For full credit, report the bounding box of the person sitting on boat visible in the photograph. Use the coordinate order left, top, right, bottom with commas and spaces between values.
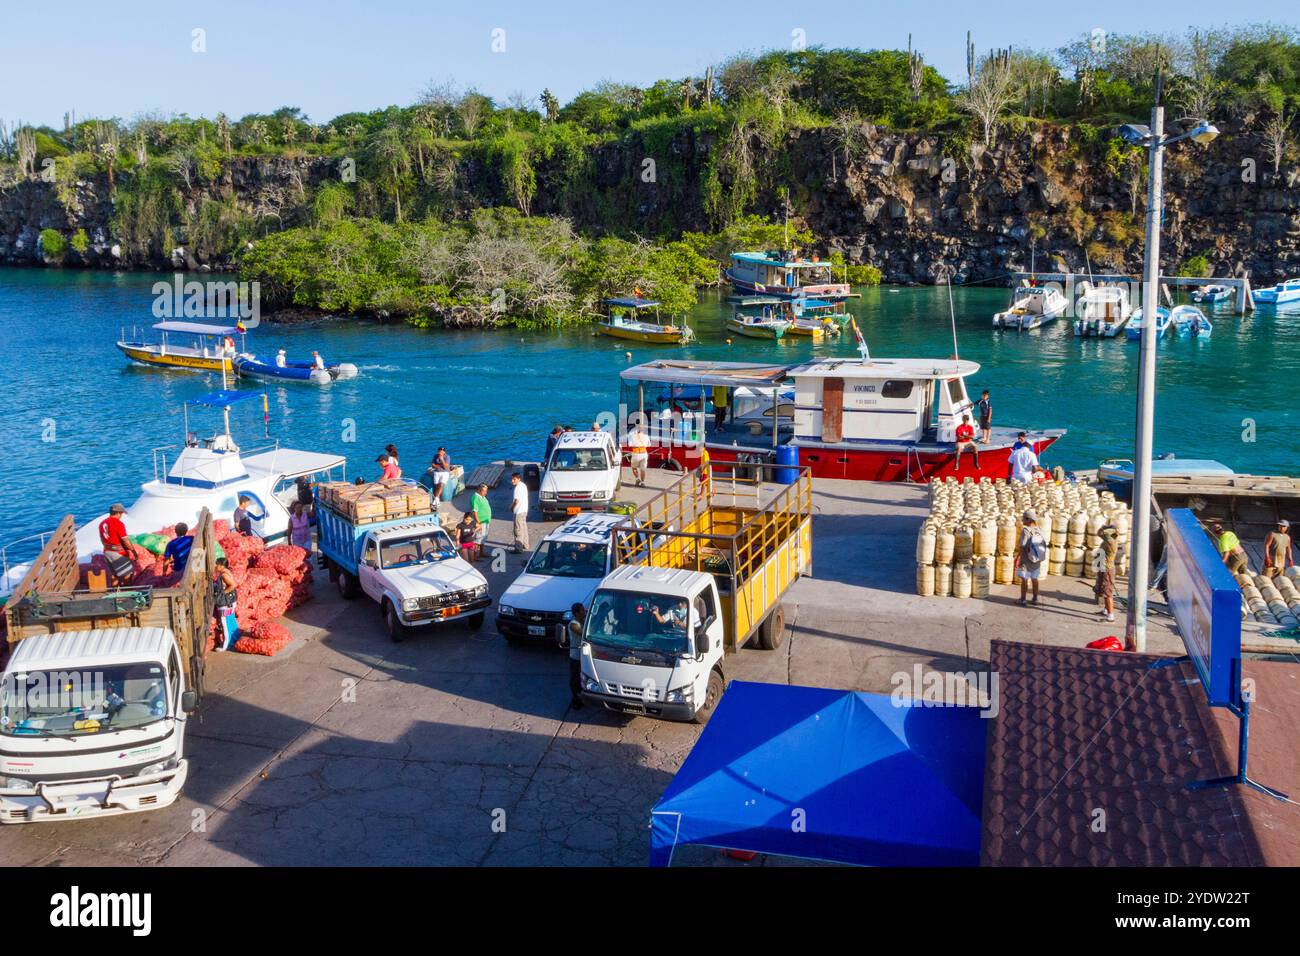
954, 415, 980, 472
275, 349, 287, 368
1264, 519, 1293, 578
222, 336, 236, 357
311, 350, 325, 370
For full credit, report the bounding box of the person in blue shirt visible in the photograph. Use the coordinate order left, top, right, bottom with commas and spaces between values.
162, 523, 194, 577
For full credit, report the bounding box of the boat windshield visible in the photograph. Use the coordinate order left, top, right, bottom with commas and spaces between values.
1, 662, 169, 738
380, 531, 456, 569
548, 448, 610, 471
584, 589, 690, 655
527, 540, 608, 578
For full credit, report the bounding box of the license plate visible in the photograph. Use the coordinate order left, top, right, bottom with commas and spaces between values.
615, 702, 647, 715
441, 605, 461, 618
528, 625, 545, 636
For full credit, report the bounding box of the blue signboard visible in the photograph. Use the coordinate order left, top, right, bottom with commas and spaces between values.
1164, 508, 1242, 709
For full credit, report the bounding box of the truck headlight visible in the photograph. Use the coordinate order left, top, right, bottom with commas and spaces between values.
591, 490, 607, 500
402, 597, 421, 612
666, 686, 693, 704
540, 491, 556, 500
498, 605, 515, 617
3, 777, 34, 791
473, 584, 488, 598
139, 760, 173, 777
583, 675, 601, 691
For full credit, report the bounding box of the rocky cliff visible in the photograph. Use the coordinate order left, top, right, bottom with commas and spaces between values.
3, 122, 1298, 284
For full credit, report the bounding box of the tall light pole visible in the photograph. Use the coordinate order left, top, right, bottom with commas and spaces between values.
1119, 108, 1219, 652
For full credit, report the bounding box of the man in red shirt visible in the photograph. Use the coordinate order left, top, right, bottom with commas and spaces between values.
954, 414, 980, 472
98, 503, 139, 584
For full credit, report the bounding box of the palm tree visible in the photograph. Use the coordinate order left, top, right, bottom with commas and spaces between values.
370, 124, 412, 221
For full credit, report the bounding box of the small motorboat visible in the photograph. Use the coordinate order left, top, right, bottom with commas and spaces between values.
726, 302, 790, 340
1171, 305, 1212, 339
1073, 286, 1134, 337
992, 286, 1069, 330
789, 298, 844, 339
1253, 277, 1300, 307
1190, 284, 1232, 305
117, 321, 243, 372
1125, 307, 1171, 341
596, 297, 694, 345
235, 351, 358, 384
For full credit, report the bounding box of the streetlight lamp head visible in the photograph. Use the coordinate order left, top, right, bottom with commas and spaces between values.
1189, 122, 1220, 145
1119, 124, 1152, 146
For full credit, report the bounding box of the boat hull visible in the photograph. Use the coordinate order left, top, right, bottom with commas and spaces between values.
725, 318, 787, 340
597, 324, 687, 345
638, 432, 1064, 483
117, 343, 232, 372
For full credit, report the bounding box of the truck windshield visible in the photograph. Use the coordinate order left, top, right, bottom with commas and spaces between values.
0, 662, 169, 737
548, 449, 609, 471
380, 532, 455, 569
585, 589, 690, 656
527, 541, 608, 578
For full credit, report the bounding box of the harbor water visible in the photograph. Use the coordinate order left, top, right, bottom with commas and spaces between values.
0, 266, 1295, 544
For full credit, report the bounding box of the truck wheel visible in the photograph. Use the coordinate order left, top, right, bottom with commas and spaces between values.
466, 611, 485, 631
755, 603, 786, 650
384, 601, 408, 643
337, 570, 359, 600
693, 669, 725, 724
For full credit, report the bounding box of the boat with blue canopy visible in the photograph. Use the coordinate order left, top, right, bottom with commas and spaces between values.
117, 321, 245, 372
596, 296, 694, 345
725, 251, 852, 300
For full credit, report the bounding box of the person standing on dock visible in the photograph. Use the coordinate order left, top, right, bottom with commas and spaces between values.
1009, 439, 1040, 484
544, 426, 563, 468
954, 415, 980, 472
977, 390, 992, 444
430, 447, 452, 501
471, 483, 492, 560
1016, 510, 1046, 606
1093, 524, 1119, 623
510, 472, 530, 554
212, 556, 239, 650
1210, 521, 1249, 574
1264, 520, 1293, 578
627, 420, 650, 487
564, 601, 588, 710
289, 502, 312, 554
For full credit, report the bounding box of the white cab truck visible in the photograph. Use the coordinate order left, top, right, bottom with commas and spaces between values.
539, 430, 622, 520
577, 463, 812, 722
315, 481, 490, 642
496, 512, 671, 643
0, 627, 198, 823
0, 511, 215, 823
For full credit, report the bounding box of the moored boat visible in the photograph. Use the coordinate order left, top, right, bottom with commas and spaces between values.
117, 321, 242, 372
992, 285, 1069, 330
1073, 286, 1135, 337
1170, 304, 1212, 338
1125, 307, 1172, 341
725, 302, 791, 340
1253, 277, 1300, 307
725, 250, 852, 300
596, 296, 694, 345
1190, 283, 1232, 305
790, 297, 845, 338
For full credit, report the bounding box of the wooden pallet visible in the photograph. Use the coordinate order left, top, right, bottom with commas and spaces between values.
463, 464, 506, 491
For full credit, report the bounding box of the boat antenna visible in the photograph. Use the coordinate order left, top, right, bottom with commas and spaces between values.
946, 270, 960, 363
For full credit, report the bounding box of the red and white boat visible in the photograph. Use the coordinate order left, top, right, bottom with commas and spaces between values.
618, 356, 1064, 483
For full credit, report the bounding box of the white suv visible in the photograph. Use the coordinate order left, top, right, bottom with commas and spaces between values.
538, 431, 621, 520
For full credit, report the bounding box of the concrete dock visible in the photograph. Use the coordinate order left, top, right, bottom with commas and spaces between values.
0, 473, 1187, 867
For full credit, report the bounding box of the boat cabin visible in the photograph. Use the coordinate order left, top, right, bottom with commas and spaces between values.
726, 251, 850, 299
789, 358, 979, 446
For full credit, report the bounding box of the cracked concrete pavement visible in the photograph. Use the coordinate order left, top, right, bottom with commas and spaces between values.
1, 476, 1183, 866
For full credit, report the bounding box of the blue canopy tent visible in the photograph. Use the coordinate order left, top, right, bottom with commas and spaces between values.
649, 682, 986, 867
186, 390, 263, 407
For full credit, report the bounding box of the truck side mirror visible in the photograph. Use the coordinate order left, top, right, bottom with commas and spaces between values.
695, 626, 710, 656
181, 690, 198, 714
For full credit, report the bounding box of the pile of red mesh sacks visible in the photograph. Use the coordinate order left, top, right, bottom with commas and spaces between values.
219, 533, 314, 657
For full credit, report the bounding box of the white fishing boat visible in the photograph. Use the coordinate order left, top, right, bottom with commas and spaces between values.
1, 389, 346, 597
1073, 286, 1135, 337
992, 286, 1069, 330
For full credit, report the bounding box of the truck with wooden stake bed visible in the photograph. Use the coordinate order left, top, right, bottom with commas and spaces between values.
315, 479, 490, 642
576, 462, 812, 722
0, 510, 216, 823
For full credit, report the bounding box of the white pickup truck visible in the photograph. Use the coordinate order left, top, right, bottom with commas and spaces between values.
0, 627, 199, 823
539, 430, 622, 520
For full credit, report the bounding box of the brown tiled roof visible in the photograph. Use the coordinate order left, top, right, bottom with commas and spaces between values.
982, 640, 1300, 866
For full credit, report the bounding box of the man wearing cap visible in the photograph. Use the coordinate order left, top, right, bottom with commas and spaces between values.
1016, 509, 1047, 606
1093, 524, 1119, 623
98, 503, 139, 584
1264, 519, 1293, 578
1209, 520, 1248, 574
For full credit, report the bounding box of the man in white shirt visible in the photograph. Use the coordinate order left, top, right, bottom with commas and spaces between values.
1009, 440, 1040, 483
510, 472, 530, 553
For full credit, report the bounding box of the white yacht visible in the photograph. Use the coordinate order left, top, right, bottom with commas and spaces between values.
992, 286, 1069, 330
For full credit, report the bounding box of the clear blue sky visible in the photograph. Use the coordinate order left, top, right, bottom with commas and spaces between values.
4, 0, 1295, 127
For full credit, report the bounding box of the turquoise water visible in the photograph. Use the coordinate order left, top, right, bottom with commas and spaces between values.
1, 267, 1295, 543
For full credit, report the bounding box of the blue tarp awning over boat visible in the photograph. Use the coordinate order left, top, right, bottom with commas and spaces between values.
187, 390, 263, 408
152, 321, 240, 335
604, 297, 660, 309
649, 681, 986, 867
